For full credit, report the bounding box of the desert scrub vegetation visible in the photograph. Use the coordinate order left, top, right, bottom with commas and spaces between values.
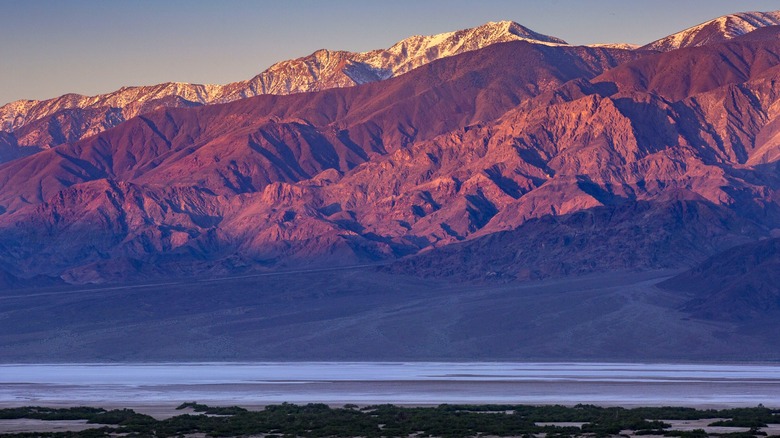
0, 403, 777, 437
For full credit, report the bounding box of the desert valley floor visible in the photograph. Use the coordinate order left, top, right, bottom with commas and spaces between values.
1, 266, 778, 362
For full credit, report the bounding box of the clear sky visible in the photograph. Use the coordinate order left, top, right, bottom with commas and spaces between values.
2, 0, 780, 105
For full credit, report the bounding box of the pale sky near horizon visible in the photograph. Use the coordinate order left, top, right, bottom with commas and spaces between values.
2, 0, 780, 105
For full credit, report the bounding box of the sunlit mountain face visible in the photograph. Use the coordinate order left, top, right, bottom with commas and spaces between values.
0, 10, 780, 362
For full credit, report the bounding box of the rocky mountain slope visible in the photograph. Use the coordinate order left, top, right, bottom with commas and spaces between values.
1, 15, 780, 287
642, 10, 780, 51
0, 21, 565, 160
388, 27, 780, 279
0, 42, 641, 282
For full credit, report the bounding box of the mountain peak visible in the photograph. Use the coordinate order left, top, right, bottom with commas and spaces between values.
587, 43, 640, 50
501, 20, 569, 45
365, 20, 565, 80
479, 20, 535, 36
383, 20, 566, 54
0, 19, 567, 141
642, 10, 780, 51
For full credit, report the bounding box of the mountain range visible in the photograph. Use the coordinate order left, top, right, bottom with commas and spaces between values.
1, 10, 780, 331
7, 10, 779, 157
0, 20, 565, 161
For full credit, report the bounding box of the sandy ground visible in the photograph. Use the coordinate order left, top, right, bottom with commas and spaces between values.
0, 404, 235, 434
536, 422, 587, 427
663, 419, 750, 433
663, 419, 780, 435
0, 418, 98, 433
0, 403, 232, 420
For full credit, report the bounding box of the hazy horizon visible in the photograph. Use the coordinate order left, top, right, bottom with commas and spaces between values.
3, 0, 780, 105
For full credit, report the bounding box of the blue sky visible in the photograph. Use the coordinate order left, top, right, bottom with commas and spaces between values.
2, 0, 780, 105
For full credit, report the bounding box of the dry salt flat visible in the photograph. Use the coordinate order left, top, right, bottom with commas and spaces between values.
1, 362, 779, 408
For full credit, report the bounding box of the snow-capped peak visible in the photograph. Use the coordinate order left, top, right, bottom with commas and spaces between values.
642, 10, 780, 51
0, 19, 566, 137
587, 43, 640, 50
381, 20, 567, 58
351, 20, 566, 79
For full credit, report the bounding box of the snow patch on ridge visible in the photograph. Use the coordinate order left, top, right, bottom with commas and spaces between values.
643, 10, 780, 51
0, 20, 566, 135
